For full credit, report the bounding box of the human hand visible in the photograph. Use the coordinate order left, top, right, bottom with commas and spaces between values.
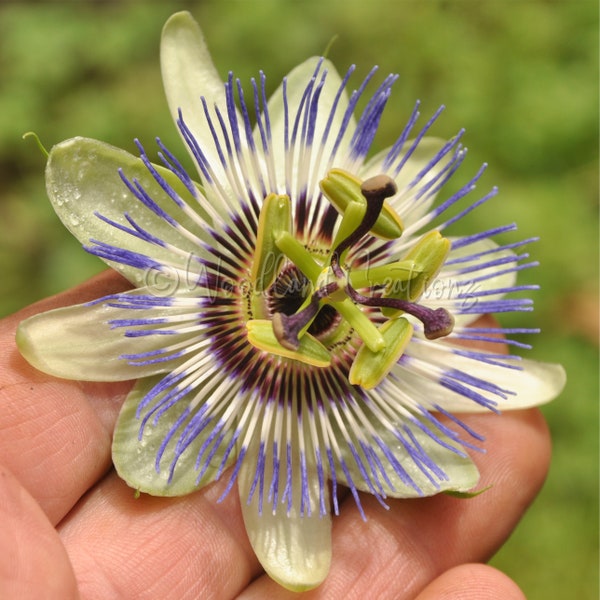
0, 270, 549, 599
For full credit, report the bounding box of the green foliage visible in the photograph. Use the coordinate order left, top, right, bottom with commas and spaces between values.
0, 2, 597, 598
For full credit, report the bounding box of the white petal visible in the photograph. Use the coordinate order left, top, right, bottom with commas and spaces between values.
45, 137, 212, 287
239, 437, 332, 591
161, 12, 262, 218
16, 295, 187, 382
402, 340, 566, 412
161, 12, 226, 154
332, 411, 480, 499
266, 57, 355, 197
112, 376, 234, 496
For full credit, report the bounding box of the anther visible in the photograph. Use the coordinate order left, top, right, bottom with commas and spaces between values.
332, 174, 397, 259
360, 174, 398, 202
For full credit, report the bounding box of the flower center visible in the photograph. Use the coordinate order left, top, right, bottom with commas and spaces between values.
246, 168, 454, 388
266, 264, 340, 339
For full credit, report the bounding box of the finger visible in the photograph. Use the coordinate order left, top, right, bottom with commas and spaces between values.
0, 465, 78, 599
237, 408, 550, 599
413, 563, 526, 600
58, 472, 260, 599
0, 271, 132, 524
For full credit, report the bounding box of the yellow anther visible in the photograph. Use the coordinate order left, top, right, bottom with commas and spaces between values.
348, 317, 413, 389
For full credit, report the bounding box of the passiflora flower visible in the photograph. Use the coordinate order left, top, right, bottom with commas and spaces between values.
17, 11, 565, 591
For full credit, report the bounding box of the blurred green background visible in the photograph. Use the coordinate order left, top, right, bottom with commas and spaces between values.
0, 1, 597, 597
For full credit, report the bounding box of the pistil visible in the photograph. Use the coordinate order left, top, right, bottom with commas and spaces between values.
272, 281, 339, 350
346, 287, 455, 340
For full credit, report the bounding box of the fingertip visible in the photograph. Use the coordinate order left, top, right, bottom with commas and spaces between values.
0, 465, 79, 600
414, 563, 526, 600
473, 408, 552, 507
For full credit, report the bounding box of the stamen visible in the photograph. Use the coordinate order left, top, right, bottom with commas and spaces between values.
251, 193, 291, 291
246, 319, 331, 367
320, 169, 403, 241
332, 174, 398, 258
381, 230, 450, 316
349, 317, 413, 388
